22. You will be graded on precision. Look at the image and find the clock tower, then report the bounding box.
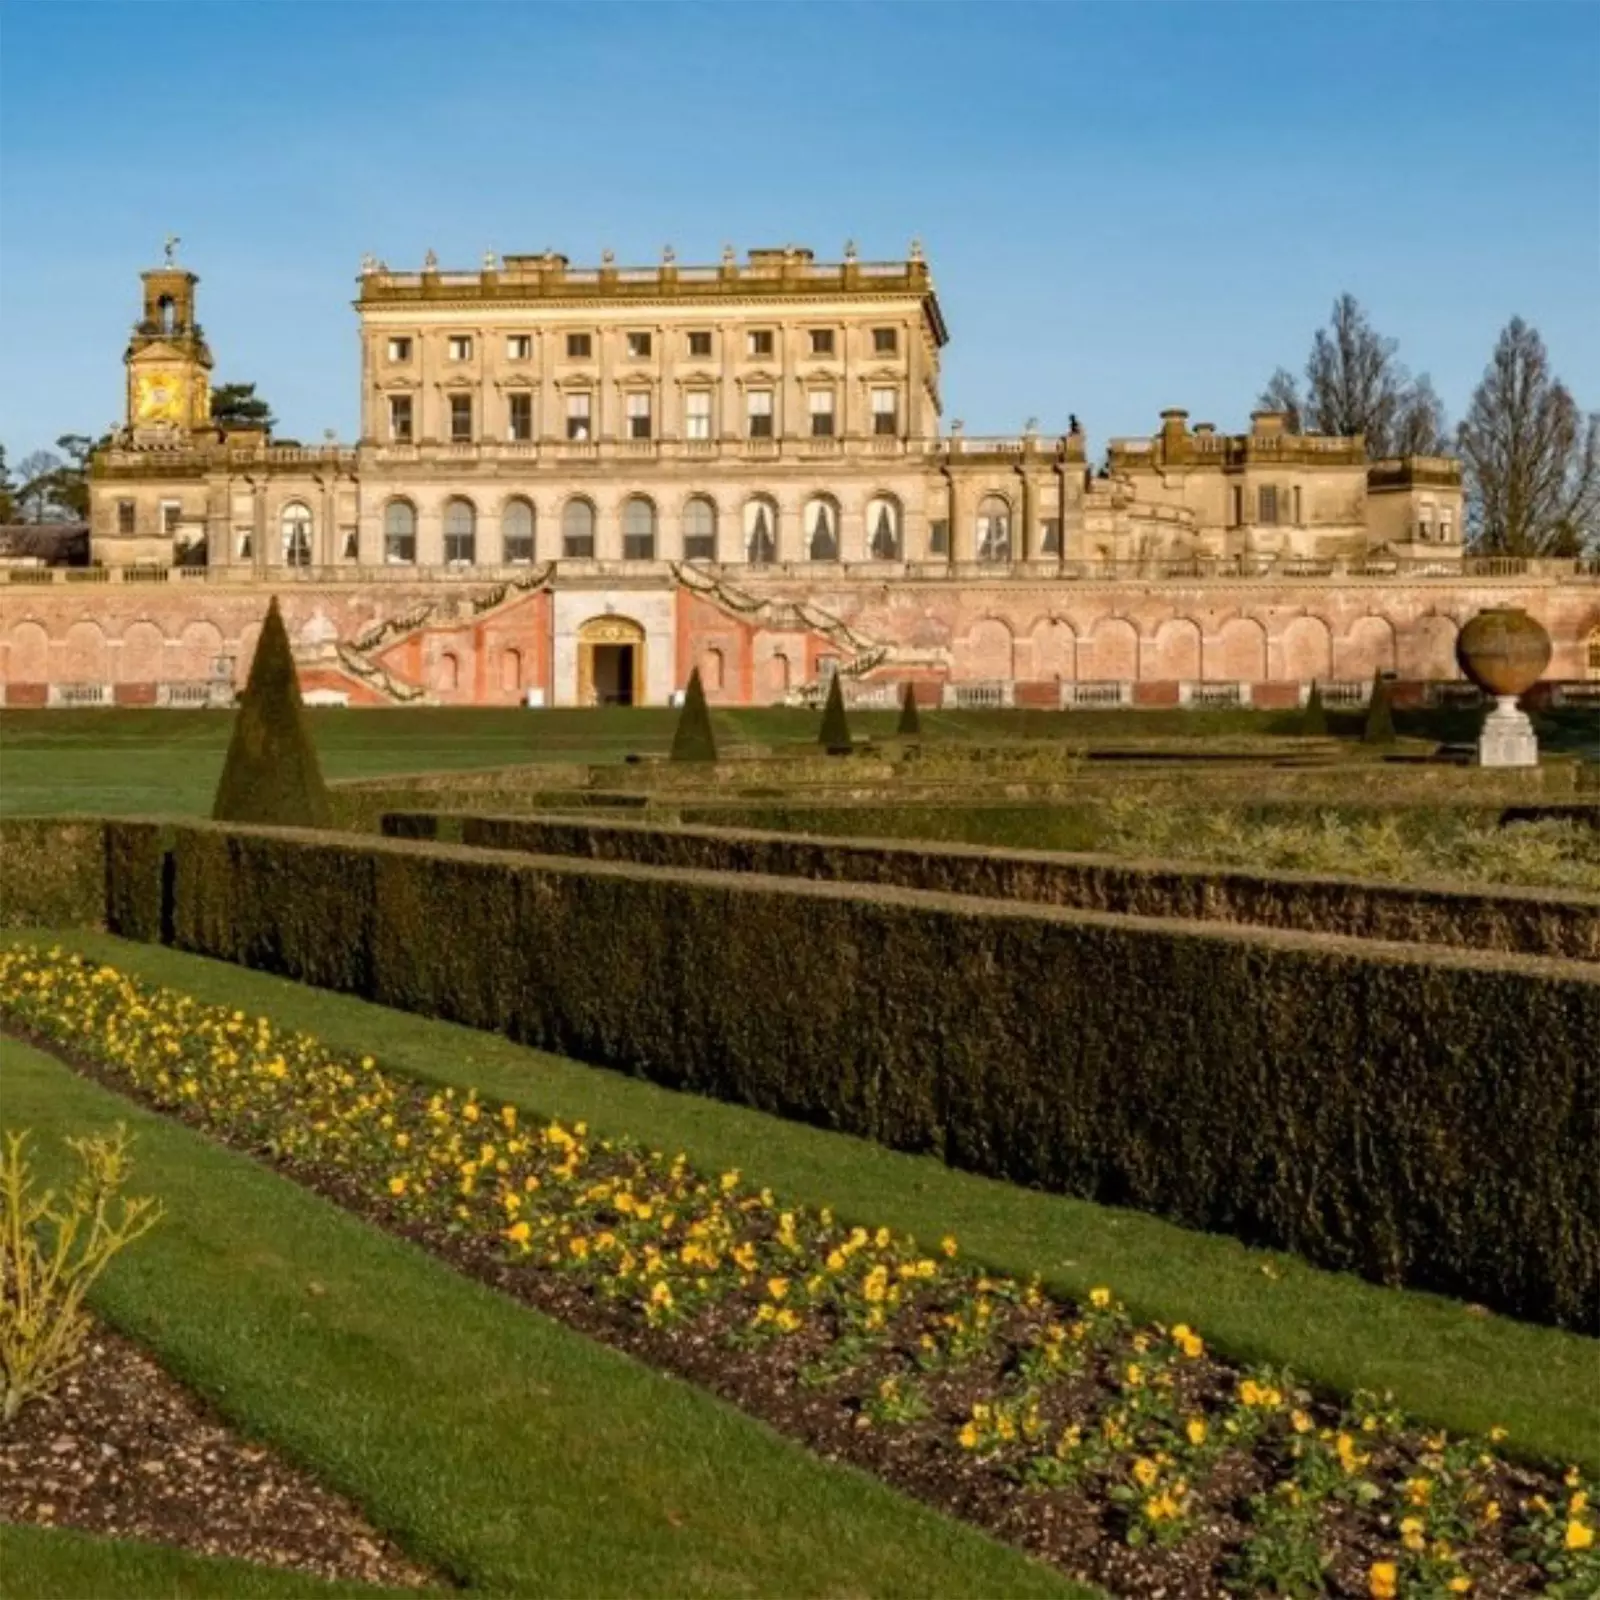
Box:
[125,240,213,440]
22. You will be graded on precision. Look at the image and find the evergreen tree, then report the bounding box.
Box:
[1299,681,1329,737]
[896,681,922,738]
[670,667,718,762]
[818,672,852,753]
[1362,671,1397,746]
[211,597,331,827]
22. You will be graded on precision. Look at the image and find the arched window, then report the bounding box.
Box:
[443,498,476,565]
[683,497,717,562]
[383,500,416,564]
[280,502,312,567]
[701,647,725,692]
[805,497,839,562]
[1587,624,1600,682]
[744,498,777,565]
[866,495,902,561]
[622,496,656,561]
[562,498,595,559]
[437,652,459,692]
[158,296,176,334]
[501,648,523,693]
[502,499,535,564]
[976,494,1011,563]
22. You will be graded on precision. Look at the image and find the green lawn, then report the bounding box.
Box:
[1,1034,1083,1600]
[0,1524,423,1600]
[15,702,1585,819]
[20,930,1598,1481]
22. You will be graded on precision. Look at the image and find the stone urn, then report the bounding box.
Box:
[1455,606,1552,697]
[1455,607,1551,768]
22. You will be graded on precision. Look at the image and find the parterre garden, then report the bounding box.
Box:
[1,614,1597,1598]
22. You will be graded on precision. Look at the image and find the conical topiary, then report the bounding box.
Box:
[896,681,922,739]
[1362,670,1397,746]
[818,672,852,754]
[670,667,718,762]
[211,597,331,827]
[1300,680,1329,737]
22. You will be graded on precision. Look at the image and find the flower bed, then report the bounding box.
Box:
[2,944,1594,1600]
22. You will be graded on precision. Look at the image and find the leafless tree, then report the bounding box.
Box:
[1457,317,1600,557]
[1258,294,1446,459]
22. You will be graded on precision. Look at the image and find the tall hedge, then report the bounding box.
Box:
[118,820,1600,1332]
[818,675,852,754]
[1363,672,1397,746]
[896,682,923,739]
[670,668,717,763]
[0,819,107,928]
[212,597,331,827]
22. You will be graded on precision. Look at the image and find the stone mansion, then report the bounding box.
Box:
[2,245,1595,708]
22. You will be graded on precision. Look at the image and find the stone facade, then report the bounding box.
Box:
[5,246,1595,708]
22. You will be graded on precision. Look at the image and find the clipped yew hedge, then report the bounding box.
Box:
[113,820,1600,1332]
[381,812,1600,962]
[0,818,108,928]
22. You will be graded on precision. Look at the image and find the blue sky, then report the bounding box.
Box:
[2,0,1596,461]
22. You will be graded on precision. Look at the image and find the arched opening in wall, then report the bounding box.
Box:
[622,496,656,561]
[805,497,839,561]
[867,495,902,561]
[765,652,791,699]
[744,497,778,565]
[119,622,166,685]
[501,648,522,693]
[1279,615,1334,684]
[682,497,717,562]
[384,500,416,565]
[562,499,596,560]
[437,652,460,693]
[577,615,646,706]
[1586,624,1600,682]
[502,499,535,564]
[701,646,725,692]
[280,503,313,568]
[444,498,477,565]
[1149,618,1202,682]
[976,495,1011,563]
[157,296,176,334]
[1031,617,1076,681]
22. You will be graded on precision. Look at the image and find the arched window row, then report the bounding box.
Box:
[370,492,910,566]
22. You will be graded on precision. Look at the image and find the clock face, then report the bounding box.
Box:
[135,369,186,424]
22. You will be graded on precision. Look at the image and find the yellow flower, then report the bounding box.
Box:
[1571,1491,1590,1515]
[1488,1425,1508,1443]
[1567,1519,1596,1551]
[1185,1417,1207,1448]
[1400,1516,1426,1552]
[1290,1410,1313,1434]
[1171,1323,1204,1359]
[1369,1561,1398,1599]
[1089,1286,1112,1308]
[940,1234,958,1258]
[505,1220,531,1245]
[766,1277,789,1300]
[958,1422,979,1450]
[1132,1457,1160,1488]
[387,1175,407,1195]
[1448,1579,1473,1595]
[649,1280,673,1308]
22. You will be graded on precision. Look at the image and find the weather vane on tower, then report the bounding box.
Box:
[163,234,181,265]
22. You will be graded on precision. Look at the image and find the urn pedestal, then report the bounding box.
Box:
[1454,608,1552,770]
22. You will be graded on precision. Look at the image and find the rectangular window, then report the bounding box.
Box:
[1440,512,1454,543]
[386,336,412,362]
[747,329,773,358]
[1231,485,1243,525]
[746,389,773,438]
[873,327,898,354]
[687,330,712,357]
[505,335,532,361]
[1039,517,1062,555]
[1292,485,1303,525]
[507,392,532,442]
[160,500,182,535]
[447,335,473,361]
[627,392,652,440]
[871,386,898,436]
[808,390,835,437]
[929,518,950,557]
[236,529,253,560]
[626,331,652,359]
[1258,485,1279,525]
[566,332,592,359]
[685,390,712,441]
[117,499,135,535]
[388,394,413,441]
[449,394,473,441]
[809,328,835,356]
[566,392,591,440]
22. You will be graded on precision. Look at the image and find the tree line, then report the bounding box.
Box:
[1259,299,1597,557]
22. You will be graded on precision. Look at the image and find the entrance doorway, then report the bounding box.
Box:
[577,615,647,706]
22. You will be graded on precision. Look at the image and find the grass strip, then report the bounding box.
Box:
[0,1524,422,1600]
[26,928,1599,1478]
[0,1035,1082,1600]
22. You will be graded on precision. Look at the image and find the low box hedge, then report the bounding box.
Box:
[0,818,108,928]
[114,820,1600,1332]
[380,812,1600,963]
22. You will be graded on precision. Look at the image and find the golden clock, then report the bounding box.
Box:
[134,370,187,425]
